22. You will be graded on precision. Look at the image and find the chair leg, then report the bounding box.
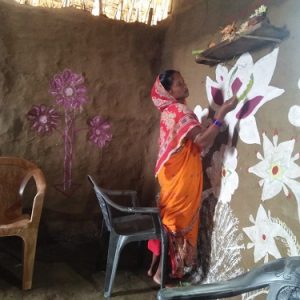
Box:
[160,228,168,289]
[104,233,126,298]
[22,232,38,290]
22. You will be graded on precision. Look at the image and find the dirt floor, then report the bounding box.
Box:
[0,237,159,299]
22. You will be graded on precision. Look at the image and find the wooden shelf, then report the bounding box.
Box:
[195,21,289,66]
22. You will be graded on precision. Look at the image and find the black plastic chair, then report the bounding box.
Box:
[157,256,300,299]
[88,175,168,298]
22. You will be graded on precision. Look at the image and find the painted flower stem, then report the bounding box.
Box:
[63,110,75,191]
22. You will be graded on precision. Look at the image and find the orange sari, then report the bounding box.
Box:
[148,140,203,278]
[160,140,202,278]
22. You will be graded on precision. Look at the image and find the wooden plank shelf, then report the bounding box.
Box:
[195,21,289,66]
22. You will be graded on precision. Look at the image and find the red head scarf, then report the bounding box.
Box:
[151,77,201,176]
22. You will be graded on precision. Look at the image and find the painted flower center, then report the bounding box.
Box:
[222,168,227,177]
[64,87,74,97]
[270,163,283,179]
[95,129,101,136]
[39,115,48,124]
[262,234,267,240]
[272,165,279,175]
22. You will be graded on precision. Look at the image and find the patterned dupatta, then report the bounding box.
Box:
[151,77,201,176]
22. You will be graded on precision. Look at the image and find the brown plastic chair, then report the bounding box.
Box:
[0,157,46,290]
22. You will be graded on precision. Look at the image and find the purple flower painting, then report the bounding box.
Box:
[27,105,59,135]
[49,69,88,111]
[27,69,112,196]
[88,116,112,148]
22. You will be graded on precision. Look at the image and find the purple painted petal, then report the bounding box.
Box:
[236,96,263,119]
[231,77,242,94]
[211,87,224,105]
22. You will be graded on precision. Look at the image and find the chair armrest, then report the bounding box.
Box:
[157,281,268,300]
[87,175,157,214]
[107,199,159,214]
[102,188,138,206]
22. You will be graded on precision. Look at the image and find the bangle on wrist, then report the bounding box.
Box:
[212,119,222,128]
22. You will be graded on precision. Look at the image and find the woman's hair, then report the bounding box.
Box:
[159,69,179,91]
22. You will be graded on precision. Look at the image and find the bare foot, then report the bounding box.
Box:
[153,274,161,285]
[147,268,154,277]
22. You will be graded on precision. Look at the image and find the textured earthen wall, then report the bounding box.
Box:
[0,0,164,241]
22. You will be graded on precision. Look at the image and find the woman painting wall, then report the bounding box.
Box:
[148,70,238,284]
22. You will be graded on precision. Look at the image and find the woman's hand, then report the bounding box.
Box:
[215,95,238,120]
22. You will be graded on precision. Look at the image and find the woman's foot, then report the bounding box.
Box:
[147,254,159,277]
[147,268,154,277]
[153,273,161,285]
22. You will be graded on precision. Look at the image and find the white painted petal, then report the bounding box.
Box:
[282,184,289,196]
[239,116,261,145]
[277,139,295,162]
[234,52,254,70]
[288,105,300,127]
[225,112,238,144]
[266,241,282,259]
[249,160,269,178]
[253,242,268,263]
[243,226,256,242]
[216,64,229,84]
[261,179,283,200]
[256,204,269,221]
[283,178,300,222]
[259,86,284,104]
[293,153,300,161]
[273,135,278,146]
[247,86,284,117]
[262,133,275,160]
[249,215,255,224]
[220,171,239,203]
[194,105,209,122]
[285,161,300,179]
[247,242,254,249]
[257,152,263,160]
[223,147,238,169]
[252,48,279,90]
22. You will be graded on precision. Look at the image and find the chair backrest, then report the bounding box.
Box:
[0,156,46,225]
[88,175,113,232]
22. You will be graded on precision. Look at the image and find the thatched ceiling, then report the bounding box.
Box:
[15,0,172,25]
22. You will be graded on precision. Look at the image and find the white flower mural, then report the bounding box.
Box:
[288,78,300,127]
[206,144,239,203]
[248,133,300,222]
[243,205,281,263]
[243,205,300,263]
[288,105,300,127]
[193,105,209,124]
[206,48,284,145]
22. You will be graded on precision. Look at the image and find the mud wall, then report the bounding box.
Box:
[0,0,164,241]
[163,0,300,289]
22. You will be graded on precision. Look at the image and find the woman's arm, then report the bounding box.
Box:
[187,95,238,149]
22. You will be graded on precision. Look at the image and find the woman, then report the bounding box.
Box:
[148,70,237,284]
